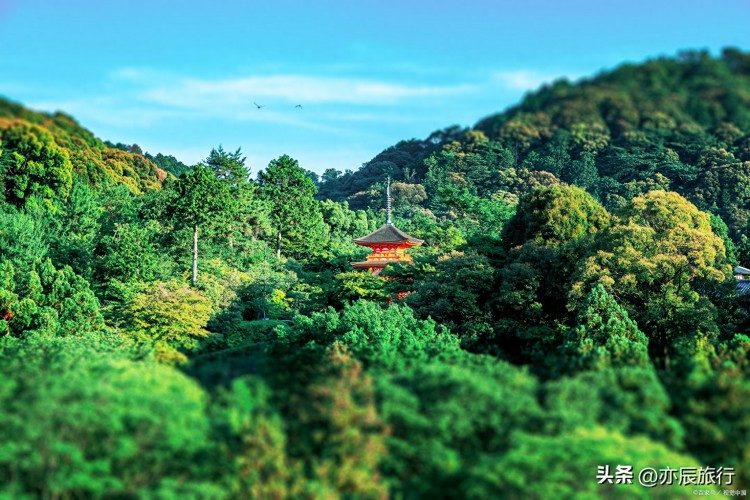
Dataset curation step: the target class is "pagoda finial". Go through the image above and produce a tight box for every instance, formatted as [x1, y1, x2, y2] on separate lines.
[386, 176, 392, 225]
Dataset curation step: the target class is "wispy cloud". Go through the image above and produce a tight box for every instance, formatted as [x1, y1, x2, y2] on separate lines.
[491, 70, 575, 91]
[138, 74, 475, 108]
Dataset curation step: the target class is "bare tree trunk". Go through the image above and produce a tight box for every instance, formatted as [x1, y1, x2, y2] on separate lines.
[192, 225, 199, 286]
[276, 231, 282, 259]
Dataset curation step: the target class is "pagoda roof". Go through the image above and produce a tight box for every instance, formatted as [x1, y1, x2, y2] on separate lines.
[351, 260, 390, 268]
[353, 223, 424, 246]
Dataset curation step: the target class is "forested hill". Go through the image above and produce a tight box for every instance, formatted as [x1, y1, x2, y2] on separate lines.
[0, 96, 169, 195]
[476, 47, 750, 137]
[318, 48, 750, 243]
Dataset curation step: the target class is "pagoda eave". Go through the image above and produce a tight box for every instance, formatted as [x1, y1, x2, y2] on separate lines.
[351, 261, 390, 269]
[353, 240, 420, 248]
[352, 223, 424, 247]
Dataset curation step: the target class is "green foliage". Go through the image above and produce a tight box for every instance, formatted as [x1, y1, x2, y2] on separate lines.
[0, 120, 73, 206]
[544, 366, 684, 447]
[211, 376, 294, 498]
[169, 164, 235, 231]
[320, 199, 373, 243]
[405, 251, 496, 344]
[0, 258, 104, 338]
[502, 184, 610, 249]
[259, 154, 329, 259]
[263, 343, 389, 498]
[222, 319, 288, 349]
[289, 300, 461, 370]
[145, 151, 191, 177]
[0, 337, 216, 498]
[296, 344, 388, 498]
[122, 280, 213, 364]
[167, 164, 236, 284]
[434, 183, 514, 238]
[333, 270, 390, 302]
[48, 180, 104, 279]
[560, 284, 650, 372]
[667, 336, 750, 485]
[377, 356, 542, 497]
[0, 98, 169, 194]
[466, 428, 712, 498]
[204, 145, 249, 183]
[0, 210, 49, 274]
[571, 190, 729, 366]
[97, 220, 167, 283]
[709, 212, 739, 264]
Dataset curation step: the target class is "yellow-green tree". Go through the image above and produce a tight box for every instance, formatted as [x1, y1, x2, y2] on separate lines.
[123, 280, 213, 364]
[0, 120, 73, 206]
[570, 190, 730, 368]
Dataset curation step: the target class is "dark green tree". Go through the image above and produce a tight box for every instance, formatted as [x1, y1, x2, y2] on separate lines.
[406, 252, 496, 346]
[0, 258, 104, 338]
[49, 180, 103, 280]
[559, 284, 650, 373]
[204, 145, 249, 184]
[258, 155, 328, 259]
[376, 356, 542, 497]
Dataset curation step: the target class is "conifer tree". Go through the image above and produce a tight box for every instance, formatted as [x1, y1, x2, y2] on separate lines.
[258, 155, 328, 259]
[168, 165, 234, 285]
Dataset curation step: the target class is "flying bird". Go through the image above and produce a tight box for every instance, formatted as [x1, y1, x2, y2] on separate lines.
[254, 102, 265, 109]
[295, 104, 303, 109]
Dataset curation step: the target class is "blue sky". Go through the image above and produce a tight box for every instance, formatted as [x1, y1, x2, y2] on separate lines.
[1, 0, 749, 175]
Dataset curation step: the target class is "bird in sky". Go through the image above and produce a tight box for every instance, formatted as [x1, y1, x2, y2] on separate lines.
[254, 102, 265, 109]
[295, 104, 303, 109]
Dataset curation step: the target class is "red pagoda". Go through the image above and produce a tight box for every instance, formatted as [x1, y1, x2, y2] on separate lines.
[351, 179, 423, 275]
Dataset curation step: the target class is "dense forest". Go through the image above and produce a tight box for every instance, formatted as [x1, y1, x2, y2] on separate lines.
[1, 48, 749, 498]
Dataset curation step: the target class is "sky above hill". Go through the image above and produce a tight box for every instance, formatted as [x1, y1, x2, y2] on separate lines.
[1, 0, 749, 174]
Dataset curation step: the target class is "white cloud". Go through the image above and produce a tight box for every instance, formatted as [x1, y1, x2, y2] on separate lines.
[491, 70, 571, 91]
[139, 74, 475, 108]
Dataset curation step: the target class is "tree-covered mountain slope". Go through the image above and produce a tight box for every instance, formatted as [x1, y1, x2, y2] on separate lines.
[318, 48, 750, 247]
[0, 96, 169, 197]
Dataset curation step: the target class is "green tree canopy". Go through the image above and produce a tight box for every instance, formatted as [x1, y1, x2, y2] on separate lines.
[0, 121, 73, 207]
[560, 284, 650, 373]
[0, 258, 104, 339]
[570, 190, 730, 367]
[122, 279, 213, 364]
[258, 154, 328, 259]
[204, 145, 249, 184]
[502, 184, 610, 249]
[288, 300, 461, 371]
[0, 337, 216, 498]
[168, 164, 235, 284]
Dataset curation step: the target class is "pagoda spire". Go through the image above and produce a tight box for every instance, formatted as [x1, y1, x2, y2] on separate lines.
[386, 176, 392, 225]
